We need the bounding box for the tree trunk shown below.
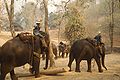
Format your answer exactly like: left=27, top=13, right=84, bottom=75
left=109, top=0, right=114, bottom=53
left=10, top=0, right=16, bottom=37
left=4, top=0, right=15, bottom=37
left=0, top=0, right=1, bottom=33
left=40, top=67, right=69, bottom=75
left=43, top=0, right=55, bottom=68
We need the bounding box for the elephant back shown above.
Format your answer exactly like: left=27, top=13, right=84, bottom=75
left=16, top=32, right=33, bottom=44
left=85, top=37, right=97, bottom=46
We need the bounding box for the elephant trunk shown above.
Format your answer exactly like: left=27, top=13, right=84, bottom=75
left=101, top=54, right=107, bottom=70
left=101, top=45, right=107, bottom=70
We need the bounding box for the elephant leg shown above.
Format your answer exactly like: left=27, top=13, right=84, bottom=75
left=0, top=63, right=13, bottom=80
left=29, top=67, right=35, bottom=74
left=62, top=52, right=65, bottom=58
left=75, top=59, right=81, bottom=72
left=0, top=71, right=6, bottom=80
left=10, top=69, right=18, bottom=80
left=68, top=55, right=74, bottom=71
left=94, top=57, right=103, bottom=72
left=66, top=52, right=68, bottom=58
left=33, top=56, right=40, bottom=78
left=44, top=52, right=48, bottom=70
left=42, top=53, right=46, bottom=60
left=54, top=54, right=57, bottom=59
left=87, top=59, right=92, bottom=72
left=59, top=51, right=61, bottom=57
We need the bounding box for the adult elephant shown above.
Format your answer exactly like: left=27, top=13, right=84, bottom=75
left=0, top=32, right=47, bottom=80
left=68, top=38, right=107, bottom=73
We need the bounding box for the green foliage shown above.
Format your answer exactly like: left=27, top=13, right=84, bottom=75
left=48, top=12, right=61, bottom=29
left=64, top=3, right=85, bottom=44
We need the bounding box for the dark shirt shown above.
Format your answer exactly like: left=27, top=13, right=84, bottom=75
left=33, top=25, right=43, bottom=37
left=94, top=34, right=101, bottom=43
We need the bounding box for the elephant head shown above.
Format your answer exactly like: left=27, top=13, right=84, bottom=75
left=86, top=38, right=107, bottom=70
left=33, top=35, right=47, bottom=53
left=96, top=43, right=107, bottom=70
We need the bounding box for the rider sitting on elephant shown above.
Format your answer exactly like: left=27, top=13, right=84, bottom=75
left=30, top=21, right=45, bottom=74
left=33, top=21, right=44, bottom=38
left=94, top=31, right=102, bottom=46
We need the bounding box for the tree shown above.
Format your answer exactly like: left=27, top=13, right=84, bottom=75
left=0, top=0, right=1, bottom=33
left=4, top=0, right=15, bottom=37
left=43, top=0, right=55, bottom=68
left=48, top=12, right=61, bottom=29
left=64, top=5, right=85, bottom=44
left=98, top=0, right=120, bottom=52
left=109, top=0, right=114, bottom=53
left=64, top=0, right=90, bottom=44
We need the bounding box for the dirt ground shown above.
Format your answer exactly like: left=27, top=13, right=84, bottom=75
left=0, top=31, right=120, bottom=80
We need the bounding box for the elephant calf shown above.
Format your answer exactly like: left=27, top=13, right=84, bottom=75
left=68, top=39, right=107, bottom=72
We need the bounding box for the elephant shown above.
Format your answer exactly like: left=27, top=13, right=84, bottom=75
left=58, top=42, right=70, bottom=58
left=68, top=38, right=107, bottom=73
left=0, top=32, right=48, bottom=80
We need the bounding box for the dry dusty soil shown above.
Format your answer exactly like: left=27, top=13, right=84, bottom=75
left=0, top=31, right=120, bottom=80
left=4, top=53, right=120, bottom=80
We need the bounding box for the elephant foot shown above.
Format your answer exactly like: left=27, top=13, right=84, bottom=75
left=99, top=69, right=103, bottom=73
left=35, top=74, right=41, bottom=78
left=75, top=69, right=81, bottom=72
left=11, top=75, right=18, bottom=80
left=103, top=66, right=107, bottom=70
left=43, top=67, right=47, bottom=70
left=87, top=70, right=92, bottom=73
left=69, top=69, right=72, bottom=72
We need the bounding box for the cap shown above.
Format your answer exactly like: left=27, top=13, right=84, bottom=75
left=36, top=21, right=40, bottom=24
left=98, top=31, right=101, bottom=34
